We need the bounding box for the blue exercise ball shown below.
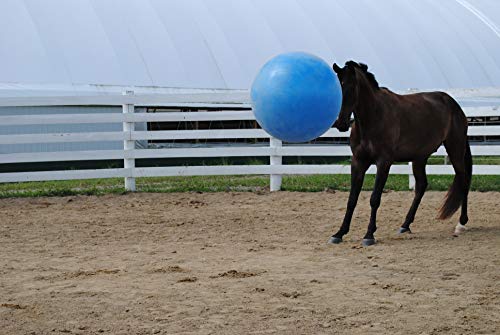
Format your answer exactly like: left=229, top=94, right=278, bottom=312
left=251, top=52, right=342, bottom=143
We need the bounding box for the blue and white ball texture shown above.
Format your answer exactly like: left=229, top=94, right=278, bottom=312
left=251, top=52, right=342, bottom=143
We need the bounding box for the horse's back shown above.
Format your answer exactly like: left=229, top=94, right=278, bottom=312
left=384, top=90, right=464, bottom=160
left=402, top=91, right=464, bottom=115
left=401, top=91, right=467, bottom=133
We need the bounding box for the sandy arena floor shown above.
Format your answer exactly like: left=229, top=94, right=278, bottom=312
left=0, top=191, right=499, bottom=334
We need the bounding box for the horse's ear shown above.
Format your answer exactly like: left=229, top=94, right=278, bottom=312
left=332, top=63, right=342, bottom=73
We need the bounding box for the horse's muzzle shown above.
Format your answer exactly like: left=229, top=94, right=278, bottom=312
left=333, top=119, right=350, bottom=132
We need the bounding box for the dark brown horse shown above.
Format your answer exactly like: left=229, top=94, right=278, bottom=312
left=329, top=61, right=472, bottom=246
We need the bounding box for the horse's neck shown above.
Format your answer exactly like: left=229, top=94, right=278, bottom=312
left=353, top=80, right=379, bottom=135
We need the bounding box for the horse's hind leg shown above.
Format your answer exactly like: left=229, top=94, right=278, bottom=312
left=460, top=141, right=472, bottom=225
left=442, top=137, right=471, bottom=236
left=399, top=158, right=428, bottom=234
left=453, top=141, right=472, bottom=235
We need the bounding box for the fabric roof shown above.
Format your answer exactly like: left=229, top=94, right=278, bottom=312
left=1, top=0, right=500, bottom=92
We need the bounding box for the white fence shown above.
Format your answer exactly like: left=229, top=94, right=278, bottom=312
left=0, top=93, right=499, bottom=191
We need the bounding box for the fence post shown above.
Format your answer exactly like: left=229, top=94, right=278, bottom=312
left=122, top=91, right=136, bottom=191
left=269, top=137, right=282, bottom=191
left=408, top=162, right=415, bottom=190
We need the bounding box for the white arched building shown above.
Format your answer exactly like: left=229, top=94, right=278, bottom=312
left=0, top=0, right=499, bottom=155
left=1, top=0, right=500, bottom=96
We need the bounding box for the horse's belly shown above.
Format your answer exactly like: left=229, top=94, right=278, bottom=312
left=394, top=140, right=442, bottom=162
left=393, top=117, right=447, bottom=161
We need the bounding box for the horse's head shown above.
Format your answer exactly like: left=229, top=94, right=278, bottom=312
left=332, top=62, right=359, bottom=132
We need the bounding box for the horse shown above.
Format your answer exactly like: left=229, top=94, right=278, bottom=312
left=329, top=61, right=472, bottom=246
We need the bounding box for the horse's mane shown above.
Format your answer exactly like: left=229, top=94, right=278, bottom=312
left=346, top=61, right=379, bottom=89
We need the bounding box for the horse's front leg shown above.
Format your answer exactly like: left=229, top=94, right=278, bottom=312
left=363, top=161, right=392, bottom=246
left=329, top=156, right=370, bottom=244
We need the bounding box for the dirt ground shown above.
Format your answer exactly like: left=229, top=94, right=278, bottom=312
left=0, top=191, right=499, bottom=335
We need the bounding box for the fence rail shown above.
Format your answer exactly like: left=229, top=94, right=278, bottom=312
left=0, top=106, right=498, bottom=125
left=0, top=92, right=499, bottom=190
left=1, top=125, right=500, bottom=145
left=2, top=145, right=500, bottom=165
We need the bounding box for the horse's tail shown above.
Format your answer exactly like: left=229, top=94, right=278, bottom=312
left=438, top=140, right=472, bottom=220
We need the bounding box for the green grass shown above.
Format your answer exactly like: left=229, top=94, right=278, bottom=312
left=0, top=178, right=127, bottom=198
left=427, top=156, right=500, bottom=165
left=282, top=174, right=499, bottom=192
left=0, top=173, right=498, bottom=198
left=0, top=156, right=498, bottom=198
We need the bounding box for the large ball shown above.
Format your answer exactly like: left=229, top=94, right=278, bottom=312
left=251, top=52, right=342, bottom=143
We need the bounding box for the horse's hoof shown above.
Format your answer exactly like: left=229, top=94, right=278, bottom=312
left=362, top=238, right=376, bottom=247
left=328, top=236, right=343, bottom=244
left=398, top=227, right=412, bottom=234
left=453, top=223, right=467, bottom=237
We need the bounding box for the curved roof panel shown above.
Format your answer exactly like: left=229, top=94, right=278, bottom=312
left=1, top=0, right=499, bottom=91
